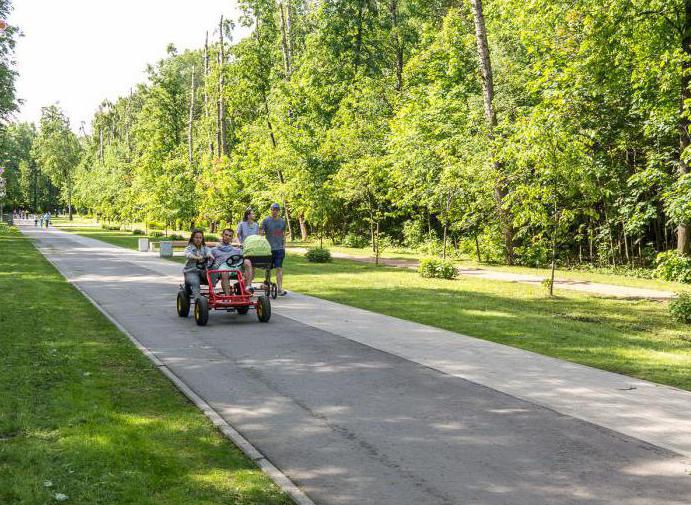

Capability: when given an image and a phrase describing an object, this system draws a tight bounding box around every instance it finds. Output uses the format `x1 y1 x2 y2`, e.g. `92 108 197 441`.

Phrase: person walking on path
261 203 287 296
236 208 259 244
44 212 51 228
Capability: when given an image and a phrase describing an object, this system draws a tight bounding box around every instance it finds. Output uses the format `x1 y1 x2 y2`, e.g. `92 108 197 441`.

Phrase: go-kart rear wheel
236 306 250 315
194 297 209 326
256 296 271 322
270 282 278 300
177 289 190 317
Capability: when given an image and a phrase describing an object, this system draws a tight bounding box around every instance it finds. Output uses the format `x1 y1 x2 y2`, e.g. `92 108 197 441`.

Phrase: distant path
290 247 675 300
18 223 691 505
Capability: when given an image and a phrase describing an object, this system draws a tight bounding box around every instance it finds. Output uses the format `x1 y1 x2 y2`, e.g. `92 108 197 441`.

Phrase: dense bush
669 292 691 323
306 247 332 263
169 233 186 241
342 233 369 248
101 224 121 231
418 257 458 279
149 231 164 238
205 234 218 242
132 229 145 235
654 251 691 283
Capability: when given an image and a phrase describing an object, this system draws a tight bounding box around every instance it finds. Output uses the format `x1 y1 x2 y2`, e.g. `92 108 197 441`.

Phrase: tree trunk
204 31 213 157
475 232 482 262
299 215 308 241
354 0 365 70
278 1 293 76
217 16 226 157
375 220 380 265
389 0 403 92
470 0 513 264
442 221 448 259
188 65 196 168
678 0 691 254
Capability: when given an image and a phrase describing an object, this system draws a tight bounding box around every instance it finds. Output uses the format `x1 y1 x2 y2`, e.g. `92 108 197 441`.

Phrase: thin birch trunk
470 0 513 264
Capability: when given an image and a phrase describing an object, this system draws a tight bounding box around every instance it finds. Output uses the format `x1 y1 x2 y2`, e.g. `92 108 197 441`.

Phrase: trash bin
138 238 149 252
159 241 173 258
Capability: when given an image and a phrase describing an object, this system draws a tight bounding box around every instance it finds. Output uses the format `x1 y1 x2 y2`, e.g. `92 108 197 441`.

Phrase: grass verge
0 227 291 505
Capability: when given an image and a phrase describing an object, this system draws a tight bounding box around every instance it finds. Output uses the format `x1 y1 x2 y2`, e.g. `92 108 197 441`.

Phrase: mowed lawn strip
59 224 691 391
284 254 691 391
0 228 292 505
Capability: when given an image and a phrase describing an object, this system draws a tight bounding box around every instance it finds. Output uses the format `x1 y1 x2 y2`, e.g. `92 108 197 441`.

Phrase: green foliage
131 229 145 235
654 251 691 283
10 0 689 275
149 231 164 238
305 247 332 263
101 224 120 231
341 234 370 249
418 257 458 279
669 292 691 324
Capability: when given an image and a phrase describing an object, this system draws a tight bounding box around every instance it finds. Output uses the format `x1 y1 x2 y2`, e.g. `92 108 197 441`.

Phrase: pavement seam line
29 236 317 505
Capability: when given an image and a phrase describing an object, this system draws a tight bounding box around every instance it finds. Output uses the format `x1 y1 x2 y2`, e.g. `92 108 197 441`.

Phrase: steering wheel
225 254 244 267
196 257 214 270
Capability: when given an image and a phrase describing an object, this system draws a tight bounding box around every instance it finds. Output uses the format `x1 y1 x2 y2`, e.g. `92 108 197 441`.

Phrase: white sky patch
9 0 250 131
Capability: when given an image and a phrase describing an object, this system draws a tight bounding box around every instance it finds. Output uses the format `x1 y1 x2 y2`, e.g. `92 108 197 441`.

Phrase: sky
9 0 249 132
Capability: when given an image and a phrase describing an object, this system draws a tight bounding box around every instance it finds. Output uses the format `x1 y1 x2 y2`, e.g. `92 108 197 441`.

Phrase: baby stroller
243 235 278 300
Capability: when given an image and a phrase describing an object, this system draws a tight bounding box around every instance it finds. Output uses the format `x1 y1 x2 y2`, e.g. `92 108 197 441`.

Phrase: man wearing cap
261 203 288 296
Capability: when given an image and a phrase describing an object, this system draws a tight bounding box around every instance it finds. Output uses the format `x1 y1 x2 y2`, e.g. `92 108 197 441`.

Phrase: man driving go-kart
178 228 272 326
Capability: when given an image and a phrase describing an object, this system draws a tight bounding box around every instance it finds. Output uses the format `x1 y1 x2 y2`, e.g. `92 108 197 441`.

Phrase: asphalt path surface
22 225 691 505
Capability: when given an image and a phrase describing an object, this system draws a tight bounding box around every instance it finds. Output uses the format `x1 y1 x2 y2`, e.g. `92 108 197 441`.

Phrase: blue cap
270 203 280 210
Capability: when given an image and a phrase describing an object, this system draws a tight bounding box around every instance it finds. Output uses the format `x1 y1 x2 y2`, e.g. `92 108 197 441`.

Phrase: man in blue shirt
260 203 287 296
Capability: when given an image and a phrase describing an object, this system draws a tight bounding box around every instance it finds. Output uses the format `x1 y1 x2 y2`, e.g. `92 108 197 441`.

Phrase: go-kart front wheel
256 296 271 323
177 289 190 317
194 297 209 326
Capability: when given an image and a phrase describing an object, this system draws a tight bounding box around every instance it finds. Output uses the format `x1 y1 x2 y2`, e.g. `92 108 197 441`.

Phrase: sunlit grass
284 253 691 391
0 228 292 505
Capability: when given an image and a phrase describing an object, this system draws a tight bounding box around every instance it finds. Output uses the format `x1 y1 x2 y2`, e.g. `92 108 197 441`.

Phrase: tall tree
470 0 514 263
32 105 81 219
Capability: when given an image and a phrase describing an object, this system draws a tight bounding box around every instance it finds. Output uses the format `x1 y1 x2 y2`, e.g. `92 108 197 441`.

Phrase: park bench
149 240 219 252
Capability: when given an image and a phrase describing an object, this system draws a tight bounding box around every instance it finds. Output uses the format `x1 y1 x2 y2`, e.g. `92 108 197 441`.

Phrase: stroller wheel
271 283 278 300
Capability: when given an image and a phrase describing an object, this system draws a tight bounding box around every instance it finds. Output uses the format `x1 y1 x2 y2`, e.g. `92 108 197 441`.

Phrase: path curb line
27 233 316 505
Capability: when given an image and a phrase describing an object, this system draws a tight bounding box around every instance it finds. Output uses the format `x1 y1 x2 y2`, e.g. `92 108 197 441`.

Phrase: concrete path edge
34 241 317 505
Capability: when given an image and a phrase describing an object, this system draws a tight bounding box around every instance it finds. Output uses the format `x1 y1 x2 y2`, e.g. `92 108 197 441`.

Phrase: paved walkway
19 224 691 505
290 248 675 300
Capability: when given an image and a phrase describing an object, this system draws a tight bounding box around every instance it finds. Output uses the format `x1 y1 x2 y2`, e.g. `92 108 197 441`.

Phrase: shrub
205 234 219 242
670 292 691 323
306 247 332 263
132 229 145 235
654 250 691 283
418 257 458 279
149 231 164 238
169 233 186 241
342 233 369 249
101 224 120 231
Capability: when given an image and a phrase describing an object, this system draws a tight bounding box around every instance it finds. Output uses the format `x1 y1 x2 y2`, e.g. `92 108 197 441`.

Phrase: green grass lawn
0 227 291 505
284 254 691 391
56 222 691 390
287 241 688 292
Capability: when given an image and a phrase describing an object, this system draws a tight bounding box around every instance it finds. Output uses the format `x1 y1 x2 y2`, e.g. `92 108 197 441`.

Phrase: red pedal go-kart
177 255 271 326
